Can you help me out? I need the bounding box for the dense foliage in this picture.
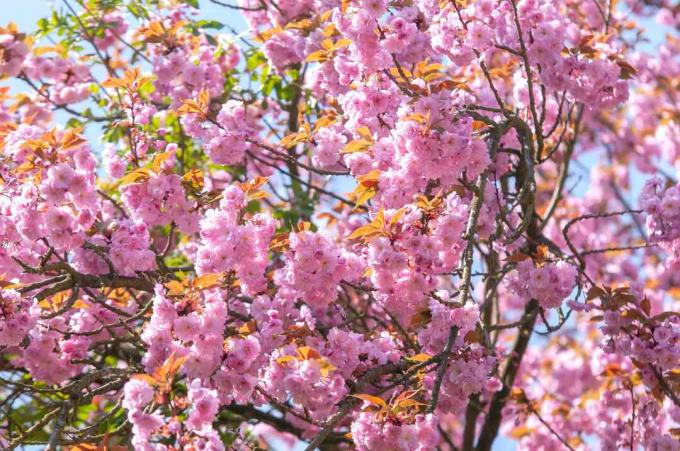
[0,0,679,449]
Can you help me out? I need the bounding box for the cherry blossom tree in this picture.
[0,0,678,449]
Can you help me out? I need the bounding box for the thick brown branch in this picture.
[475,299,539,451]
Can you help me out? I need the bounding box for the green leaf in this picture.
[196,20,224,30]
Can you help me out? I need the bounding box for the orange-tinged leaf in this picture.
[238,320,258,336]
[270,232,290,252]
[285,13,332,35]
[341,139,373,154]
[103,68,146,90]
[587,285,607,301]
[151,151,173,172]
[117,168,153,186]
[132,374,159,386]
[320,9,333,22]
[253,26,283,43]
[358,170,380,188]
[423,72,444,82]
[640,297,651,316]
[60,128,87,151]
[148,21,165,37]
[356,126,372,140]
[276,355,296,365]
[306,50,329,63]
[353,187,376,208]
[431,79,471,93]
[164,280,185,296]
[307,38,350,63]
[403,112,430,124]
[156,353,187,381]
[249,190,268,200]
[33,45,60,56]
[286,18,315,31]
[350,170,381,208]
[319,358,337,377]
[198,88,210,109]
[182,168,204,191]
[347,223,381,241]
[280,131,307,147]
[316,212,337,226]
[72,299,90,309]
[297,346,321,360]
[407,353,432,363]
[396,398,426,409]
[67,444,98,451]
[507,252,531,263]
[472,120,488,131]
[297,221,312,232]
[334,38,352,49]
[322,23,337,38]
[177,88,210,116]
[313,114,337,131]
[192,273,224,290]
[352,394,386,407]
[409,308,432,329]
[240,176,270,194]
[320,39,335,51]
[347,209,389,241]
[39,290,72,311]
[667,287,680,299]
[464,329,482,344]
[177,100,203,115]
[508,425,533,439]
[101,77,128,89]
[616,60,637,79]
[394,389,420,402]
[389,208,405,226]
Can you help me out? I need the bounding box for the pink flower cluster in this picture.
[122,378,165,449]
[365,197,469,322]
[640,176,680,243]
[91,11,128,49]
[121,171,200,234]
[0,124,101,278]
[506,259,578,309]
[263,346,348,423]
[213,334,261,404]
[275,229,364,309]
[23,55,92,105]
[0,289,38,347]
[195,186,275,295]
[129,286,229,449]
[150,19,238,107]
[428,0,629,110]
[350,412,440,451]
[181,100,255,166]
[0,26,29,77]
[602,312,680,375]
[108,220,157,276]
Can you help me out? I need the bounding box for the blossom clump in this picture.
[506,259,578,309]
[350,412,440,451]
[0,289,38,347]
[275,229,364,309]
